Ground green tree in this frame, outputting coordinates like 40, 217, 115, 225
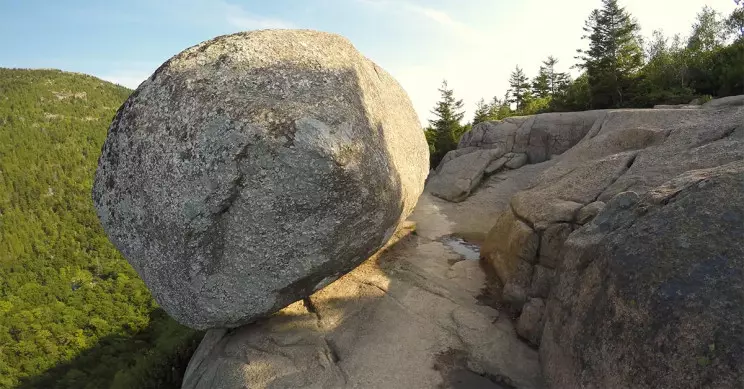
427, 80, 465, 167
508, 66, 531, 111
686, 6, 734, 95
631, 30, 693, 106
532, 69, 551, 99
688, 6, 728, 52
728, 0, 744, 39
577, 0, 644, 108
472, 98, 492, 125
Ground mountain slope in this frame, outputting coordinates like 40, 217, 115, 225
0, 68, 199, 389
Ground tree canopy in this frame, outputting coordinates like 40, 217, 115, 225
0, 68, 200, 389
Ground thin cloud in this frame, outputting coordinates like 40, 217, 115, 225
357, 0, 479, 40
222, 2, 296, 30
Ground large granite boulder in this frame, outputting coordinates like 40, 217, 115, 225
92, 30, 429, 329
541, 161, 744, 388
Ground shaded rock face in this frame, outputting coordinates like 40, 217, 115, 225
542, 161, 744, 388
92, 30, 429, 329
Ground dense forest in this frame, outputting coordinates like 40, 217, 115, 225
0, 69, 200, 389
426, 0, 744, 165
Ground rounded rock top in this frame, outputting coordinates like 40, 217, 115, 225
92, 29, 429, 329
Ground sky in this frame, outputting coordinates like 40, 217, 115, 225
0, 0, 738, 124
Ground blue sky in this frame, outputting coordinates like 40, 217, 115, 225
0, 0, 738, 122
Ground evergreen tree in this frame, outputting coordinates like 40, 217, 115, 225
532, 68, 551, 99
427, 80, 465, 166
577, 0, 644, 108
533, 56, 572, 100
508, 66, 530, 111
472, 98, 492, 124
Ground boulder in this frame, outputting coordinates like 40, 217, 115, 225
530, 265, 555, 299
541, 161, 744, 388
481, 208, 539, 283
702, 94, 744, 109
505, 152, 528, 169
484, 155, 509, 174
92, 30, 428, 329
427, 149, 503, 202
521, 111, 606, 163
517, 298, 546, 346
538, 223, 572, 269
434, 147, 479, 173
502, 260, 534, 310
576, 201, 605, 224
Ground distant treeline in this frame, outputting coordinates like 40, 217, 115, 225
426, 0, 744, 166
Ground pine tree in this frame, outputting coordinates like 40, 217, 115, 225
490, 94, 512, 119
472, 98, 491, 125
533, 56, 571, 99
577, 0, 644, 108
532, 70, 551, 99
428, 80, 465, 166
508, 66, 531, 111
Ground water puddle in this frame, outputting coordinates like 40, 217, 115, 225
440, 235, 481, 260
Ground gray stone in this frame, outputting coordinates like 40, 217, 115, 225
484, 156, 508, 175
92, 30, 428, 329
481, 208, 539, 283
435, 147, 480, 173
541, 161, 744, 389
539, 223, 573, 269
501, 260, 533, 310
702, 94, 744, 109
576, 201, 605, 224
428, 149, 503, 202
516, 298, 545, 346
524, 111, 606, 163
653, 104, 700, 109
530, 265, 554, 299
505, 152, 528, 169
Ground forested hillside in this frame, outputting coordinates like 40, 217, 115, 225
0, 69, 200, 389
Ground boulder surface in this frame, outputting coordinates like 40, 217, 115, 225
542, 161, 744, 388
93, 30, 428, 329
